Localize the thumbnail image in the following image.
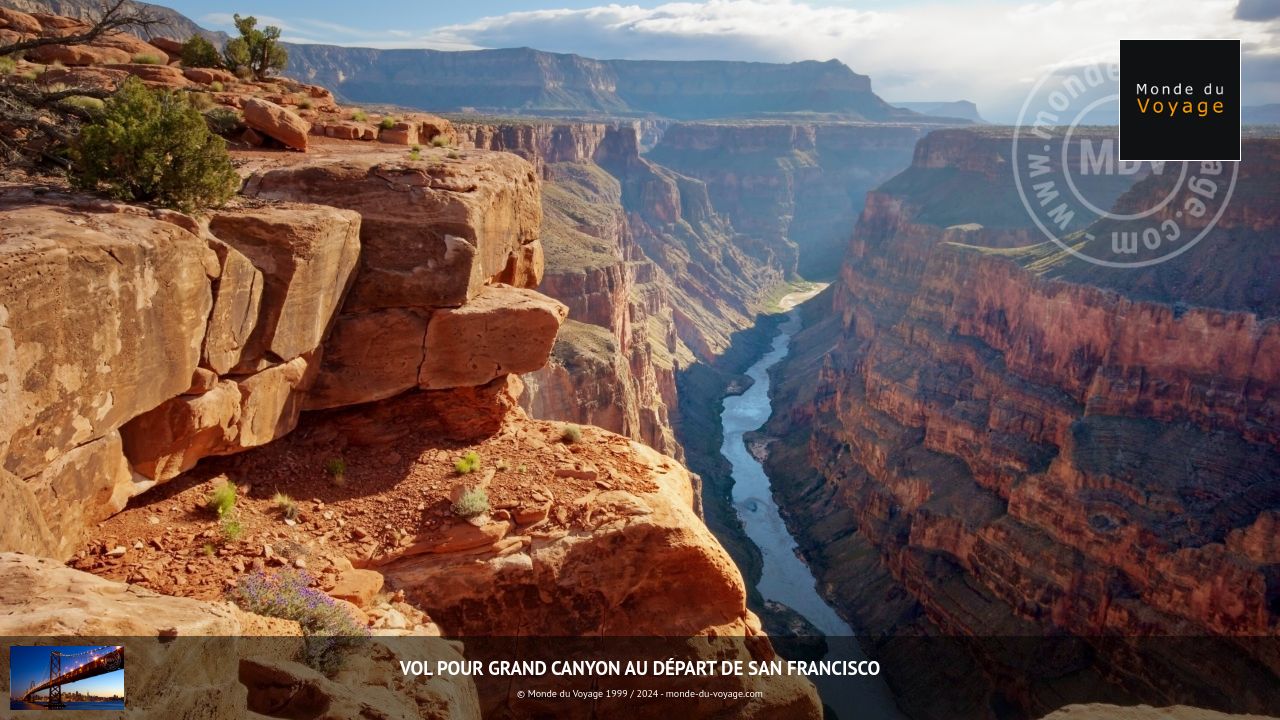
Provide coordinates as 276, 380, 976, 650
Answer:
9, 646, 124, 711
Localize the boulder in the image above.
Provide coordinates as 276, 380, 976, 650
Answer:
328, 568, 385, 607
202, 240, 264, 375
26, 431, 140, 559
148, 36, 186, 56
183, 66, 237, 86
244, 155, 541, 311
418, 115, 456, 144
305, 309, 428, 410
28, 43, 131, 66
379, 120, 418, 146
94, 32, 169, 60
30, 12, 83, 30
104, 62, 189, 88
494, 238, 544, 288
419, 285, 567, 389
0, 469, 57, 557
0, 7, 41, 34
37, 65, 129, 92
208, 204, 361, 371
0, 200, 213, 481
0, 553, 245, 718
318, 121, 376, 141
121, 355, 314, 481
242, 97, 310, 151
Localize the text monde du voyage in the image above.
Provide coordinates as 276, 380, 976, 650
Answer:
1134, 82, 1229, 118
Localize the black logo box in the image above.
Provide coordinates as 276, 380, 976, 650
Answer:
1119, 39, 1241, 161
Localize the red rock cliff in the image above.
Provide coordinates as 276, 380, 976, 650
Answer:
766, 128, 1280, 717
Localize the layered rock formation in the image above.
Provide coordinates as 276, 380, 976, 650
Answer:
0, 138, 563, 559
765, 128, 1280, 718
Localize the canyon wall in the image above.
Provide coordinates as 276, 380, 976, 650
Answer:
647, 122, 926, 278
0, 144, 560, 559
457, 120, 796, 460
766, 128, 1280, 718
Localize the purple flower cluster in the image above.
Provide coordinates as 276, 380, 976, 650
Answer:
231, 568, 369, 671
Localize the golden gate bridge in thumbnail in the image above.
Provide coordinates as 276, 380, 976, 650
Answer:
16, 646, 123, 709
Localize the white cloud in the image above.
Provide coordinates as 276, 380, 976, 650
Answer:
426, 0, 1280, 121
201, 0, 1280, 121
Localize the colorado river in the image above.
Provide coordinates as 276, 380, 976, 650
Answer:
720, 288, 903, 719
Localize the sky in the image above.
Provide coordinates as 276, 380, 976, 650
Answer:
9, 646, 124, 700
162, 0, 1280, 122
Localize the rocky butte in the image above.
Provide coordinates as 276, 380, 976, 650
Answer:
765, 127, 1280, 718
0, 7, 823, 718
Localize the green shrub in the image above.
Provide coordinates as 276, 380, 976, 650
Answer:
132, 53, 164, 65
57, 95, 105, 117
202, 542, 216, 557
447, 150, 461, 160
452, 486, 489, 519
273, 492, 298, 520
203, 106, 242, 135
180, 35, 222, 69
325, 457, 347, 486
223, 14, 288, 80
70, 78, 239, 213
231, 569, 369, 671
0, 56, 16, 75
379, 116, 396, 130
207, 481, 237, 518
189, 91, 214, 111
298, 98, 312, 110
430, 134, 450, 147
408, 146, 421, 161
220, 516, 244, 541
209, 80, 224, 92
560, 424, 582, 444
454, 451, 481, 475
351, 109, 368, 122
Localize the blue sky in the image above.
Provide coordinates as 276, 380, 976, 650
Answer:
160, 0, 1280, 121
9, 646, 124, 700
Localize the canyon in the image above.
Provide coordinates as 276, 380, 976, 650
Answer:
0, 7, 834, 718
765, 128, 1280, 719
2, 3, 1277, 720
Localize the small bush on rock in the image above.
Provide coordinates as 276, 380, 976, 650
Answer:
560, 424, 582, 444
131, 52, 163, 65
220, 516, 244, 541
430, 134, 450, 147
452, 486, 489, 519
207, 481, 237, 518
0, 56, 15, 75
56, 95, 105, 118
180, 35, 222, 69
69, 78, 239, 213
325, 457, 347, 486
379, 116, 396, 130
351, 109, 368, 122
231, 569, 369, 671
203, 106, 243, 135
454, 451, 480, 475
273, 492, 298, 520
